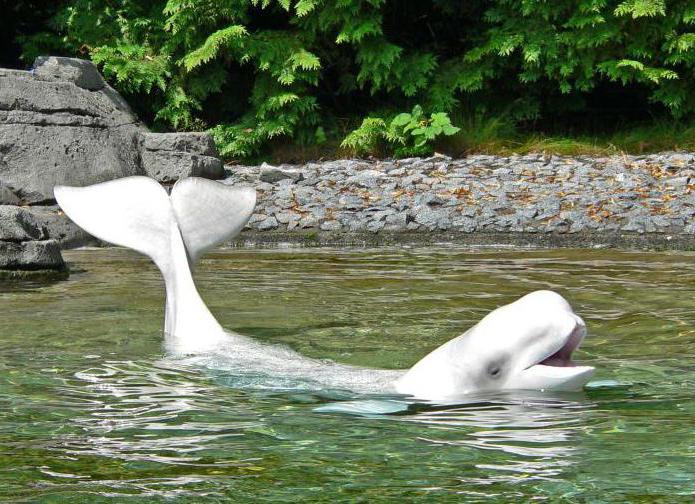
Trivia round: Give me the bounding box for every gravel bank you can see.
[223,153,695,249]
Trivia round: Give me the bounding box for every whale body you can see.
[54,176,595,402]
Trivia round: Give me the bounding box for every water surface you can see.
[1,246,694,502]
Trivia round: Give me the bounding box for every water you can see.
[1,246,694,502]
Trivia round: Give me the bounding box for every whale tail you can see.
[54,176,256,354]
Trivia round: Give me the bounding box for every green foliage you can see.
[341,118,388,156]
[19,0,695,158]
[342,106,459,157]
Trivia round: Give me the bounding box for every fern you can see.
[181,25,247,71]
[21,0,695,158]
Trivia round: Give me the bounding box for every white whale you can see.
[54,176,595,402]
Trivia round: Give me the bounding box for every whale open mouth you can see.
[536,322,586,368]
[517,319,595,391]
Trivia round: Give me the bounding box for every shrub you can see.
[342,106,460,157]
[20,0,695,158]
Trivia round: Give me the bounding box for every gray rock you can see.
[0,183,19,205]
[299,215,319,228]
[0,56,225,209]
[257,216,279,231]
[346,169,384,188]
[141,151,223,183]
[338,195,364,210]
[0,122,142,201]
[320,220,342,231]
[142,132,218,156]
[414,206,450,230]
[33,56,106,91]
[260,164,304,183]
[366,220,385,233]
[0,239,65,271]
[276,211,300,224]
[0,58,144,202]
[452,216,477,232]
[27,205,101,247]
[0,73,136,126]
[383,212,407,230]
[248,213,267,225]
[0,205,46,241]
[415,193,445,206]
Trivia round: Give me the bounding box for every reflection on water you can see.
[1,246,694,501]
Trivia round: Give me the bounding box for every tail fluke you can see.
[171,178,256,265]
[54,177,174,266]
[54,176,256,355]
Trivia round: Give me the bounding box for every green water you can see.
[1,246,694,502]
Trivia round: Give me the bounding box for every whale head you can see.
[394,290,595,401]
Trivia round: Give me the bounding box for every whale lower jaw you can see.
[514,364,595,392]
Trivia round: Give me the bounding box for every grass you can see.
[439,114,695,157]
[249,115,695,164]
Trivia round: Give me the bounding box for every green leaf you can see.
[181,25,247,72]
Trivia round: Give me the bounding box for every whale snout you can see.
[517,311,594,391]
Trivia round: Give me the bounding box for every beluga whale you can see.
[54,176,595,403]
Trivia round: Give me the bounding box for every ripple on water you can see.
[0,246,694,501]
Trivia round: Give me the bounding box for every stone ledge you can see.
[231,230,695,251]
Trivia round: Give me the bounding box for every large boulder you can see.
[0,59,144,203]
[141,132,224,182]
[0,57,225,204]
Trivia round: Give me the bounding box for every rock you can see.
[0,56,225,210]
[366,220,385,233]
[0,72,136,126]
[413,206,450,230]
[0,205,46,241]
[140,132,223,182]
[338,195,364,210]
[415,193,445,206]
[0,239,65,271]
[0,182,19,205]
[0,122,142,201]
[259,164,304,183]
[298,215,319,228]
[320,220,341,231]
[141,132,217,156]
[346,169,384,188]
[276,211,299,225]
[257,216,279,231]
[33,56,106,91]
[384,212,407,230]
[0,57,143,202]
[141,150,223,183]
[27,205,101,248]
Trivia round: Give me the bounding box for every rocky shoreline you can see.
[221,154,695,249]
[1,57,695,280]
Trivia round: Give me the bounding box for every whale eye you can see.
[487,364,502,379]
[486,355,508,380]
